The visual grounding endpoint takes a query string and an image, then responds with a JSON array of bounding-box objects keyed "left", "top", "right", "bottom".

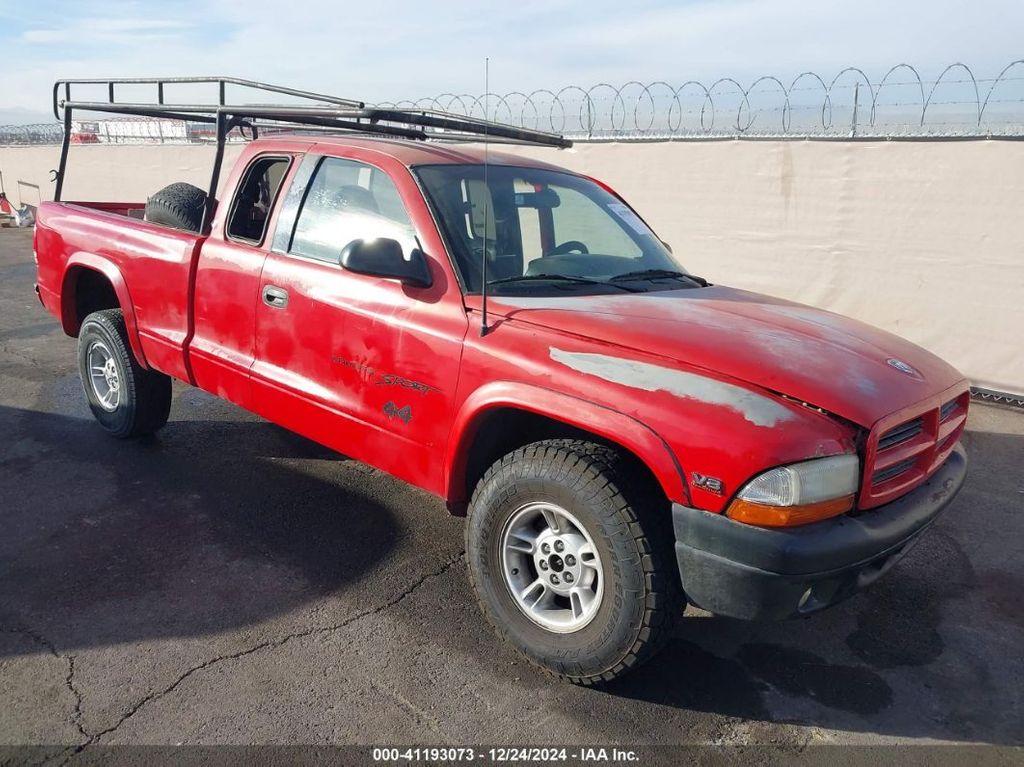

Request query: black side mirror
[{"left": 339, "top": 238, "right": 432, "bottom": 288}]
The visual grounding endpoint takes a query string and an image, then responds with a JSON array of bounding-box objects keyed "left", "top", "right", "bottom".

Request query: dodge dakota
[{"left": 34, "top": 80, "right": 969, "bottom": 684}]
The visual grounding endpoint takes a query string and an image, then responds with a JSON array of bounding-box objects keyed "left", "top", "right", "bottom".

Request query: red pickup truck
[{"left": 34, "top": 78, "right": 969, "bottom": 685}]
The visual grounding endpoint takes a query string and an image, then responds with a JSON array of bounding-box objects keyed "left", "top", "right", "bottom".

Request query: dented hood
[{"left": 492, "top": 287, "right": 966, "bottom": 428}]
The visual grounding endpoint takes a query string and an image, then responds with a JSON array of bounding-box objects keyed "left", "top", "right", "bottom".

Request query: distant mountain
[{"left": 0, "top": 107, "right": 55, "bottom": 126}]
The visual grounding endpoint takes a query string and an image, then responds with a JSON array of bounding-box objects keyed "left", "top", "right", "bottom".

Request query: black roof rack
[{"left": 51, "top": 76, "right": 572, "bottom": 226}]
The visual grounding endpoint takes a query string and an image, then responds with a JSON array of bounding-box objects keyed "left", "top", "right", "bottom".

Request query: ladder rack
[{"left": 51, "top": 76, "right": 572, "bottom": 216}]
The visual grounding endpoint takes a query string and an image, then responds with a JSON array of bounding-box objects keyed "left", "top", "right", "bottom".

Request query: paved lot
[{"left": 0, "top": 227, "right": 1022, "bottom": 757}]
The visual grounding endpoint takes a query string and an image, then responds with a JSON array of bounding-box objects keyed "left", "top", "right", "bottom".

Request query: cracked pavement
[{"left": 0, "top": 228, "right": 1022, "bottom": 756}]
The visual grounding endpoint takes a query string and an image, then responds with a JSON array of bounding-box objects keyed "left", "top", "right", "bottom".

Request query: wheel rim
[
  {"left": 87, "top": 340, "right": 121, "bottom": 412},
  {"left": 500, "top": 502, "right": 604, "bottom": 633}
]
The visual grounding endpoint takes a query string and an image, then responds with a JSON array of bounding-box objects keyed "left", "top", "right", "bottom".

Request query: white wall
[{"left": 3, "top": 139, "right": 1021, "bottom": 395}]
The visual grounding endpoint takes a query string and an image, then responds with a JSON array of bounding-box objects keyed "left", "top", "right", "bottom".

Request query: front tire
[
  {"left": 77, "top": 309, "right": 172, "bottom": 438},
  {"left": 466, "top": 439, "right": 680, "bottom": 685}
]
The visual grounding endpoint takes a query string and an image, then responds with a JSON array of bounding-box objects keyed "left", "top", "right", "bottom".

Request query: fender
[
  {"left": 60, "top": 253, "right": 149, "bottom": 369},
  {"left": 444, "top": 380, "right": 690, "bottom": 512}
]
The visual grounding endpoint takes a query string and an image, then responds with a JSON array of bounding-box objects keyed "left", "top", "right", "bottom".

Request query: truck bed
[{"left": 34, "top": 200, "right": 206, "bottom": 383}]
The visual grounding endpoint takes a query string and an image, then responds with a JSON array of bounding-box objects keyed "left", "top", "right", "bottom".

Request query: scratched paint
[
  {"left": 751, "top": 304, "right": 889, "bottom": 396},
  {"left": 744, "top": 325, "right": 880, "bottom": 397},
  {"left": 506, "top": 293, "right": 883, "bottom": 399},
  {"left": 549, "top": 347, "right": 795, "bottom": 428}
]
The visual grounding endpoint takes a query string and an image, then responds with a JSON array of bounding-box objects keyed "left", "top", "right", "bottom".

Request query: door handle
[{"left": 262, "top": 285, "right": 289, "bottom": 309}]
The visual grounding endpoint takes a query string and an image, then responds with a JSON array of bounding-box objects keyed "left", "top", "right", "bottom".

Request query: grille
[
  {"left": 873, "top": 458, "right": 917, "bottom": 484},
  {"left": 860, "top": 390, "right": 969, "bottom": 509},
  {"left": 940, "top": 398, "right": 958, "bottom": 421},
  {"left": 878, "top": 417, "right": 924, "bottom": 450}
]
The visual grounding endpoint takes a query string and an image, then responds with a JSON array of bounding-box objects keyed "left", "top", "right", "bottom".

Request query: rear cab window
[{"left": 226, "top": 155, "right": 292, "bottom": 245}]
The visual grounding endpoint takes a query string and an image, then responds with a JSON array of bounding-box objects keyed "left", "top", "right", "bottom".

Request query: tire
[
  {"left": 77, "top": 309, "right": 172, "bottom": 438},
  {"left": 466, "top": 439, "right": 680, "bottom": 685},
  {"left": 144, "top": 182, "right": 207, "bottom": 233}
]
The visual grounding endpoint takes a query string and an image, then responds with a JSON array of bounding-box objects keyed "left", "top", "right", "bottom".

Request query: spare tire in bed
[{"left": 144, "top": 182, "right": 207, "bottom": 233}]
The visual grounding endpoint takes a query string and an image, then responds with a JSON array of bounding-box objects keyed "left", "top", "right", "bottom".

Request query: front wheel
[
  {"left": 466, "top": 439, "right": 680, "bottom": 685},
  {"left": 78, "top": 309, "right": 172, "bottom": 438}
]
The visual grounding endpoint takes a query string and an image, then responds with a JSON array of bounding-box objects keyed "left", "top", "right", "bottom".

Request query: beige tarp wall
[{"left": 2, "top": 140, "right": 1022, "bottom": 395}]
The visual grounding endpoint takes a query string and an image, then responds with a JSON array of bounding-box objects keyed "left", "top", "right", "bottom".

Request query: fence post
[{"left": 850, "top": 82, "right": 859, "bottom": 137}]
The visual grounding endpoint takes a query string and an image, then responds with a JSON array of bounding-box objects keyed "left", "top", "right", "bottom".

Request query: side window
[
  {"left": 290, "top": 157, "right": 417, "bottom": 263},
  {"left": 227, "top": 156, "right": 290, "bottom": 244}
]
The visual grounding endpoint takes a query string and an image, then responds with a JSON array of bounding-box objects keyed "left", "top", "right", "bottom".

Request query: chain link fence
[{"left": 3, "top": 60, "right": 1024, "bottom": 144}]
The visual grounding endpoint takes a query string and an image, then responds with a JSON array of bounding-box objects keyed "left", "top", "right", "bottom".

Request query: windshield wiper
[
  {"left": 609, "top": 269, "right": 708, "bottom": 287},
  {"left": 487, "top": 273, "right": 636, "bottom": 291}
]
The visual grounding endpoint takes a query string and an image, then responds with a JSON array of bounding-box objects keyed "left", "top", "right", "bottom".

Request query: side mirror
[
  {"left": 660, "top": 240, "right": 673, "bottom": 254},
  {"left": 339, "top": 238, "right": 432, "bottom": 288}
]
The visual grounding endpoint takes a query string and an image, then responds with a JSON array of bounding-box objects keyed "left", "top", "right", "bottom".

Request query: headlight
[{"left": 727, "top": 454, "right": 859, "bottom": 527}]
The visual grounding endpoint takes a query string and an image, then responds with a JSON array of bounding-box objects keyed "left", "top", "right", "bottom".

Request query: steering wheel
[{"left": 548, "top": 240, "right": 589, "bottom": 255}]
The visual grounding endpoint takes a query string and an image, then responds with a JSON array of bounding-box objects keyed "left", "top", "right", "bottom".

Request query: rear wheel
[
  {"left": 77, "top": 309, "right": 172, "bottom": 438},
  {"left": 466, "top": 439, "right": 680, "bottom": 685}
]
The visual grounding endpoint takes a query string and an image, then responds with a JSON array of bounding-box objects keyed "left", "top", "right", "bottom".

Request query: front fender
[
  {"left": 61, "top": 253, "right": 149, "bottom": 369},
  {"left": 444, "top": 380, "right": 690, "bottom": 512}
]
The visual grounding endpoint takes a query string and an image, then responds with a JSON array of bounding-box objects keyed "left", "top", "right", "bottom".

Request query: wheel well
[
  {"left": 69, "top": 268, "right": 119, "bottom": 334},
  {"left": 458, "top": 407, "right": 666, "bottom": 514}
]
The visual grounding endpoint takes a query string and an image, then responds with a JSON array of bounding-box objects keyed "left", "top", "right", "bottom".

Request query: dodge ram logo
[{"left": 886, "top": 358, "right": 919, "bottom": 377}]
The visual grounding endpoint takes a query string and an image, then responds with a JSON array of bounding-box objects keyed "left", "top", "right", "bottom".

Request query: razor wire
[
  {"left": 0, "top": 123, "right": 64, "bottom": 145},
  {"left": 3, "top": 60, "right": 1024, "bottom": 144},
  {"left": 375, "top": 60, "right": 1024, "bottom": 139}
]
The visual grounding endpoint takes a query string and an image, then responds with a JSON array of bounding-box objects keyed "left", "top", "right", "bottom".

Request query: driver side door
[{"left": 249, "top": 152, "right": 467, "bottom": 491}]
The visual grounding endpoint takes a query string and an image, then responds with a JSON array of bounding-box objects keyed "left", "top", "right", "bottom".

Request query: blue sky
[{"left": 1, "top": 0, "right": 1022, "bottom": 123}]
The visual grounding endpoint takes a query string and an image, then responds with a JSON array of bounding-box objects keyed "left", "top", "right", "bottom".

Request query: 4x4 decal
[{"left": 384, "top": 401, "right": 413, "bottom": 424}]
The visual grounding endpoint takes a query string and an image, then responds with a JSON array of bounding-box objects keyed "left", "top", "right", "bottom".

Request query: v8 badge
[{"left": 692, "top": 472, "right": 724, "bottom": 495}]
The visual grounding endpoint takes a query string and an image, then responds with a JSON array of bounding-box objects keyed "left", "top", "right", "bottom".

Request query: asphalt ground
[{"left": 0, "top": 227, "right": 1021, "bottom": 761}]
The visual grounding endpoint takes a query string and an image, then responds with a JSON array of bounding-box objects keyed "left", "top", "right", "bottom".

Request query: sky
[{"left": 1, "top": 0, "right": 1022, "bottom": 124}]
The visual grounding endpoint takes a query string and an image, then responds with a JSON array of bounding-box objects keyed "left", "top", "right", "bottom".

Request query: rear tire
[
  {"left": 77, "top": 309, "right": 172, "bottom": 438},
  {"left": 466, "top": 439, "right": 680, "bottom": 685},
  {"left": 144, "top": 182, "right": 207, "bottom": 233}
]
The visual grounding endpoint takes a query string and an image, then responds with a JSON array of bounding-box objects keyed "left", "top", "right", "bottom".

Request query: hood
[{"left": 491, "top": 287, "right": 966, "bottom": 428}]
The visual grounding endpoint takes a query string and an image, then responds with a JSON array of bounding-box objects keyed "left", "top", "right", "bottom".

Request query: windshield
[{"left": 414, "top": 164, "right": 701, "bottom": 295}]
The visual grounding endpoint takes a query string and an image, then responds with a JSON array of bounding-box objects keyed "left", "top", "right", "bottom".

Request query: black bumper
[{"left": 673, "top": 444, "right": 968, "bottom": 620}]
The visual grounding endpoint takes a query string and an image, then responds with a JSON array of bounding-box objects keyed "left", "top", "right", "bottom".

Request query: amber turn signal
[{"left": 726, "top": 495, "right": 854, "bottom": 528}]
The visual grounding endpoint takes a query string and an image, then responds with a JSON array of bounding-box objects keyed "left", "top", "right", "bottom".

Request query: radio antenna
[{"left": 479, "top": 57, "right": 491, "bottom": 337}]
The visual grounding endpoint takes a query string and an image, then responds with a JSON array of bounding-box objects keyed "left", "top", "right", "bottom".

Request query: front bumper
[{"left": 673, "top": 443, "right": 967, "bottom": 620}]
